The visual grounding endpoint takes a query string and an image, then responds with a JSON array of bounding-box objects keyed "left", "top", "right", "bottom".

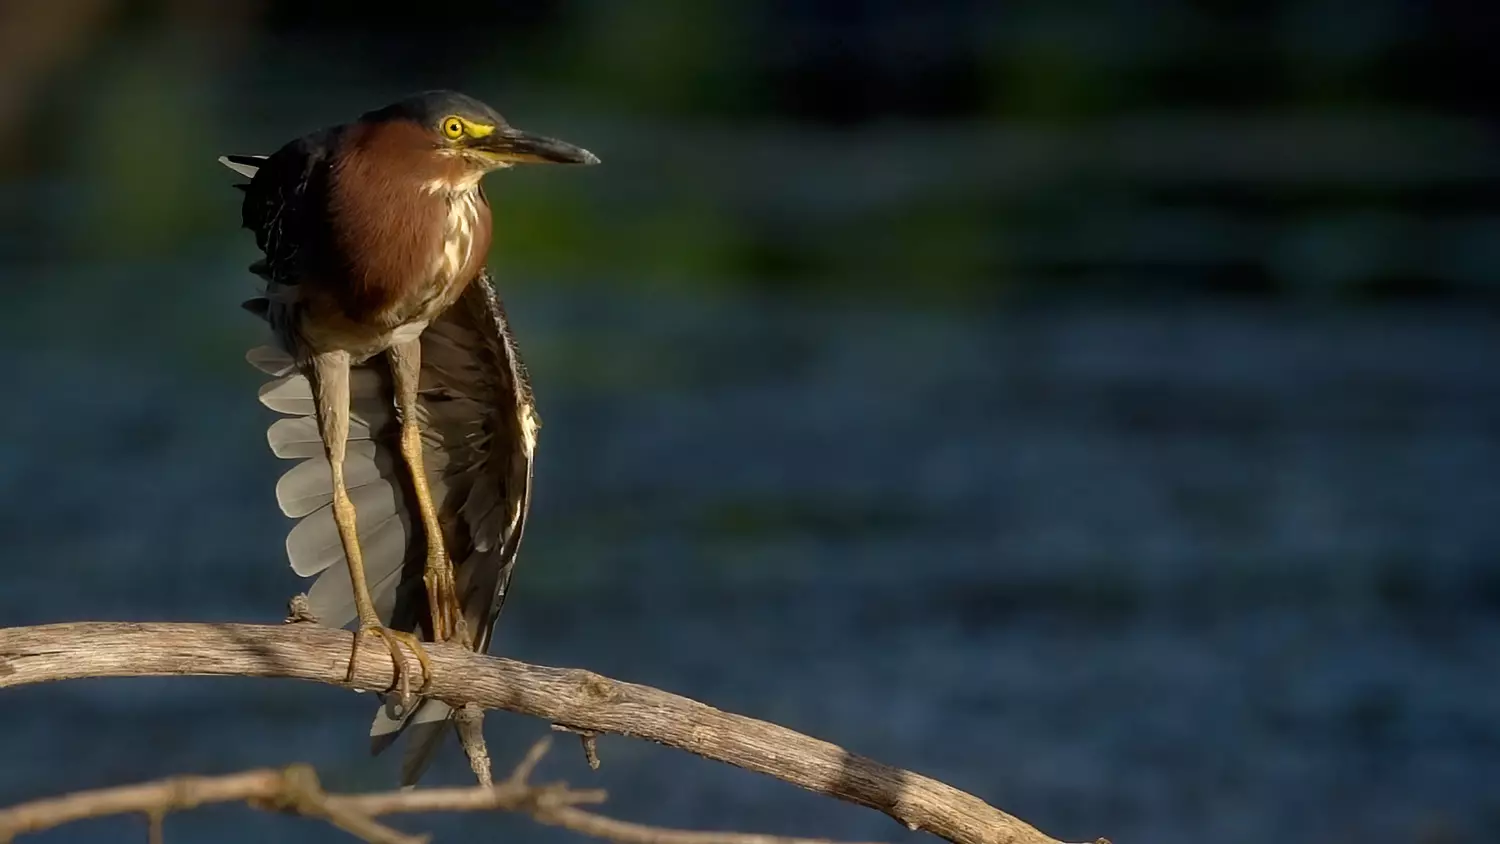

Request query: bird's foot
[
  {"left": 348, "top": 622, "right": 433, "bottom": 708},
  {"left": 423, "top": 549, "right": 470, "bottom": 646}
]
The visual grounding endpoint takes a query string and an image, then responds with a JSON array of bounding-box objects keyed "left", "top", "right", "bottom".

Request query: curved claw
[
  {"left": 349, "top": 624, "right": 434, "bottom": 708},
  {"left": 389, "top": 628, "right": 435, "bottom": 696},
  {"left": 424, "top": 555, "right": 469, "bottom": 646}
]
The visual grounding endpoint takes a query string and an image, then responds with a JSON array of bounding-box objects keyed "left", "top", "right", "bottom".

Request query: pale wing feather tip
[
  {"left": 257, "top": 368, "right": 391, "bottom": 409},
  {"left": 305, "top": 534, "right": 410, "bottom": 628},
  {"left": 267, "top": 416, "right": 376, "bottom": 459},
  {"left": 286, "top": 484, "right": 407, "bottom": 576},
  {"left": 218, "top": 154, "right": 264, "bottom": 179},
  {"left": 246, "top": 344, "right": 295, "bottom": 376},
  {"left": 274, "top": 446, "right": 393, "bottom": 517}
]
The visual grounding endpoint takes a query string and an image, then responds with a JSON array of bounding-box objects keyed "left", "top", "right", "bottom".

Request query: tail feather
[{"left": 370, "top": 697, "right": 454, "bottom": 785}]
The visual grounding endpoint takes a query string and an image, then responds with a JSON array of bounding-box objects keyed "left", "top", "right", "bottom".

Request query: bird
[{"left": 218, "top": 90, "right": 598, "bottom": 782}]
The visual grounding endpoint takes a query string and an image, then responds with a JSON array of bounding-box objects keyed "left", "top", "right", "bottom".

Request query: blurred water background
[{"left": 1, "top": 2, "right": 1498, "bottom": 843}]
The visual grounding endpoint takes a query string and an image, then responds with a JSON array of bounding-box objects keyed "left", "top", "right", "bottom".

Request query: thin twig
[
  {"left": 552, "top": 723, "right": 602, "bottom": 770},
  {"left": 455, "top": 703, "right": 493, "bottom": 786},
  {"left": 506, "top": 736, "right": 554, "bottom": 787},
  {"left": 0, "top": 740, "right": 892, "bottom": 844},
  {"left": 283, "top": 594, "right": 319, "bottom": 625},
  {"left": 146, "top": 808, "right": 165, "bottom": 844},
  {"left": 267, "top": 764, "right": 422, "bottom": 844},
  {"left": 0, "top": 622, "right": 1101, "bottom": 844}
]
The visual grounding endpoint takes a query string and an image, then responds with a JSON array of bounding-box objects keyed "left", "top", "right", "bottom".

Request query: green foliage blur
[{"left": 2, "top": 0, "right": 1496, "bottom": 311}]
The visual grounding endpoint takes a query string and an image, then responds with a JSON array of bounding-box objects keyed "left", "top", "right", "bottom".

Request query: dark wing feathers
[
  {"left": 222, "top": 151, "right": 538, "bottom": 785},
  {"left": 221, "top": 127, "right": 342, "bottom": 289},
  {"left": 371, "top": 279, "right": 539, "bottom": 784}
]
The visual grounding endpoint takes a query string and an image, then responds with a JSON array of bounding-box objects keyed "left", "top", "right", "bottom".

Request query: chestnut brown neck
[{"left": 326, "top": 120, "right": 487, "bottom": 326}]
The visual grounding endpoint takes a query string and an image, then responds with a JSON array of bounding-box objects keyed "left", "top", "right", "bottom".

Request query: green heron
[{"left": 219, "top": 90, "right": 597, "bottom": 781}]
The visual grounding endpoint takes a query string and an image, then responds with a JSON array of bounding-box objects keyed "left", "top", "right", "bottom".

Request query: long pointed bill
[{"left": 479, "top": 129, "right": 600, "bottom": 165}]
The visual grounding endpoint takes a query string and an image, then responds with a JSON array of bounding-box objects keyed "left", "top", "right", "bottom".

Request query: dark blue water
[{"left": 1, "top": 261, "right": 1496, "bottom": 844}]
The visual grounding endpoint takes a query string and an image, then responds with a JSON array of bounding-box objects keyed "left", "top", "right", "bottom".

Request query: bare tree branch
[
  {"left": 455, "top": 702, "right": 495, "bottom": 786},
  {"left": 0, "top": 736, "right": 883, "bottom": 844},
  {"left": 553, "top": 723, "right": 604, "bottom": 770},
  {"left": 0, "top": 622, "right": 1103, "bottom": 844}
]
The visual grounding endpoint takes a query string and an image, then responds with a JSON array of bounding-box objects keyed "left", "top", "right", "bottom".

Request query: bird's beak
[{"left": 477, "top": 128, "right": 600, "bottom": 166}]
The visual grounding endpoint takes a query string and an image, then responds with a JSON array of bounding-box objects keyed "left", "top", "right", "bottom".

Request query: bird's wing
[
  {"left": 241, "top": 269, "right": 538, "bottom": 784},
  {"left": 219, "top": 127, "right": 342, "bottom": 289}
]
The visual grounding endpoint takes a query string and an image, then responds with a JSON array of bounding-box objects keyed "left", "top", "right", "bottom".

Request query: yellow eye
[{"left": 441, "top": 117, "right": 464, "bottom": 139}]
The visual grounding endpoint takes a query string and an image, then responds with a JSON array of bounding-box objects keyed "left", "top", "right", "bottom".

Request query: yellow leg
[
  {"left": 389, "top": 339, "right": 470, "bottom": 647},
  {"left": 312, "top": 349, "right": 433, "bottom": 701}
]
